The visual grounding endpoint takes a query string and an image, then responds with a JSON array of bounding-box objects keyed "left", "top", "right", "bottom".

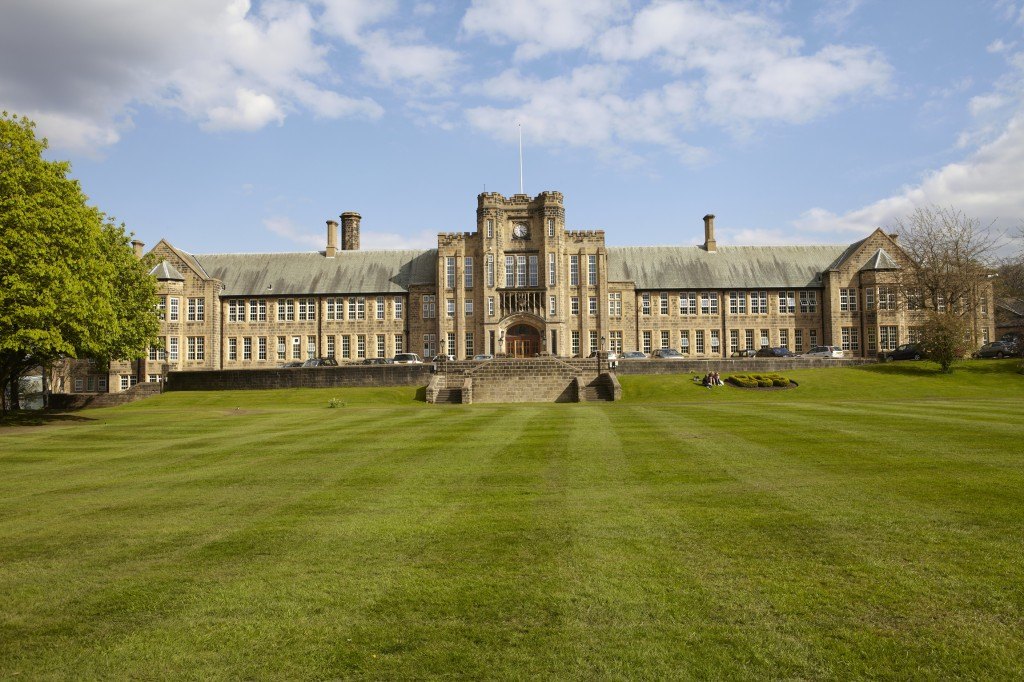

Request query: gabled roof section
[
  {"left": 607, "top": 244, "right": 847, "bottom": 289},
  {"left": 194, "top": 249, "right": 437, "bottom": 296},
  {"left": 152, "top": 239, "right": 213, "bottom": 280},
  {"left": 825, "top": 236, "right": 868, "bottom": 271},
  {"left": 149, "top": 260, "right": 185, "bottom": 281},
  {"left": 859, "top": 248, "right": 900, "bottom": 272}
]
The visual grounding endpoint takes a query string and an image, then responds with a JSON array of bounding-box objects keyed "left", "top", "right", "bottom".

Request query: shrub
[{"left": 327, "top": 398, "right": 346, "bottom": 408}]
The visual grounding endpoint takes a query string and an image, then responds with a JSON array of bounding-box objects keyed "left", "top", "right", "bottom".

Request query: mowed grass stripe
[{"left": 1, "top": 363, "right": 1023, "bottom": 678}]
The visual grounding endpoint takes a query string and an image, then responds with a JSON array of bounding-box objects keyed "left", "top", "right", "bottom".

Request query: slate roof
[
  {"left": 606, "top": 245, "right": 848, "bottom": 289},
  {"left": 191, "top": 249, "right": 437, "bottom": 296},
  {"left": 998, "top": 297, "right": 1024, "bottom": 317},
  {"left": 859, "top": 248, "right": 900, "bottom": 271},
  {"left": 149, "top": 260, "right": 185, "bottom": 281}
]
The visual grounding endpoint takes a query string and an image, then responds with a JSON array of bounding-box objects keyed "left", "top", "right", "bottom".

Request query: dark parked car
[
  {"left": 730, "top": 348, "right": 757, "bottom": 358},
  {"left": 882, "top": 343, "right": 924, "bottom": 362},
  {"left": 279, "top": 361, "right": 304, "bottom": 368},
  {"left": 361, "top": 357, "right": 393, "bottom": 365},
  {"left": 974, "top": 341, "right": 1014, "bottom": 359},
  {"left": 755, "top": 347, "right": 796, "bottom": 358},
  {"left": 302, "top": 357, "right": 338, "bottom": 367}
]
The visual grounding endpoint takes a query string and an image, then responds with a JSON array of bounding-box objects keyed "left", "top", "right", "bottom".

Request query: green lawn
[{"left": 2, "top": 361, "right": 1023, "bottom": 679}]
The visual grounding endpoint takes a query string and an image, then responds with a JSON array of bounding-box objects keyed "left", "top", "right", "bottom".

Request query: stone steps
[{"left": 433, "top": 388, "right": 462, "bottom": 404}]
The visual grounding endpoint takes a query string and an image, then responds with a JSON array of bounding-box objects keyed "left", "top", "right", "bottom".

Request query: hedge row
[{"left": 728, "top": 373, "right": 791, "bottom": 388}]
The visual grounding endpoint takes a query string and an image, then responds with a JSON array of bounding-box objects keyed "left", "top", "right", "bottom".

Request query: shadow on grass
[
  {"left": 414, "top": 386, "right": 427, "bottom": 402},
  {"left": 0, "top": 411, "right": 97, "bottom": 428}
]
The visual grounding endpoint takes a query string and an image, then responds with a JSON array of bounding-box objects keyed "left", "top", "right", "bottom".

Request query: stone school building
[{"left": 59, "top": 190, "right": 994, "bottom": 393}]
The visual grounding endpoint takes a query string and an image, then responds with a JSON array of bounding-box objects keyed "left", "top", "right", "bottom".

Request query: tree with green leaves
[{"left": 0, "top": 112, "right": 159, "bottom": 412}]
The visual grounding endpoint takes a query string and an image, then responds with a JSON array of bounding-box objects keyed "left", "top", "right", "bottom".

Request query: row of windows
[
  {"left": 639, "top": 291, "right": 818, "bottom": 316},
  {"left": 148, "top": 336, "right": 200, "bottom": 361},
  {"left": 224, "top": 297, "right": 404, "bottom": 323},
  {"left": 440, "top": 252, "right": 600, "bottom": 290},
  {"left": 156, "top": 296, "right": 200, "bottom": 322},
  {"left": 637, "top": 328, "right": 820, "bottom": 354}
]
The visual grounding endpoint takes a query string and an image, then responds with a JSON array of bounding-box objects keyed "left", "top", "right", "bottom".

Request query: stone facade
[{"left": 54, "top": 189, "right": 996, "bottom": 394}]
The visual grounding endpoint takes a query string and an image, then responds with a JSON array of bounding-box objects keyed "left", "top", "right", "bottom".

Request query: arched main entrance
[{"left": 505, "top": 323, "right": 541, "bottom": 357}]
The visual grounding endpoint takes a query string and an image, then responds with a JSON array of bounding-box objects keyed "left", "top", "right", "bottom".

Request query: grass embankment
[{"left": 1, "top": 361, "right": 1023, "bottom": 679}]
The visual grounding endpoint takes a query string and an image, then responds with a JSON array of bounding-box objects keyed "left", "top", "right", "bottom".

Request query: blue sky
[{"left": 2, "top": 0, "right": 1024, "bottom": 254}]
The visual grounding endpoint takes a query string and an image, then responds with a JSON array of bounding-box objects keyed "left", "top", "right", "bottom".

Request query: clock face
[{"left": 513, "top": 223, "right": 529, "bottom": 239}]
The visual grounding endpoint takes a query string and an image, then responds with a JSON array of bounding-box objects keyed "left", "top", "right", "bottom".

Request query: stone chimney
[
  {"left": 325, "top": 219, "right": 339, "bottom": 257},
  {"left": 341, "top": 212, "right": 361, "bottom": 251},
  {"left": 888, "top": 232, "right": 900, "bottom": 242},
  {"left": 703, "top": 214, "right": 717, "bottom": 252},
  {"left": 132, "top": 239, "right": 145, "bottom": 259}
]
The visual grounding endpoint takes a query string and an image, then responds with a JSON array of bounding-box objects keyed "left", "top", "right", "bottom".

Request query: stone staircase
[
  {"left": 426, "top": 357, "right": 621, "bottom": 404},
  {"left": 433, "top": 387, "right": 463, "bottom": 404},
  {"left": 581, "top": 376, "right": 614, "bottom": 402}
]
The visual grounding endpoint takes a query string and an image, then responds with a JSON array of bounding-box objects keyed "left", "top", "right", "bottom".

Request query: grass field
[{"left": 2, "top": 361, "right": 1023, "bottom": 679}]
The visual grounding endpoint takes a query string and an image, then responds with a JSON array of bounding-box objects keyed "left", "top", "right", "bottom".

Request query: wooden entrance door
[{"left": 506, "top": 324, "right": 540, "bottom": 357}]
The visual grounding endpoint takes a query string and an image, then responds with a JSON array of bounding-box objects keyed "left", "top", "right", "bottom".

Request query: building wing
[
  {"left": 192, "top": 249, "right": 437, "bottom": 296},
  {"left": 607, "top": 245, "right": 849, "bottom": 289}
]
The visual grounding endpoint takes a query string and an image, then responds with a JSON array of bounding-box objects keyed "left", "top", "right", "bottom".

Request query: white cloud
[
  {"left": 466, "top": 66, "right": 705, "bottom": 163},
  {"left": 263, "top": 215, "right": 324, "bottom": 249},
  {"left": 204, "top": 88, "right": 285, "bottom": 132},
  {"left": 813, "top": 0, "right": 864, "bottom": 33},
  {"left": 596, "top": 1, "right": 892, "bottom": 127},
  {"left": 317, "top": 0, "right": 460, "bottom": 93},
  {"left": 461, "top": 1, "right": 890, "bottom": 161},
  {"left": 795, "top": 32, "right": 1024, "bottom": 246},
  {"left": 0, "top": 0, "right": 382, "bottom": 152},
  {"left": 795, "top": 113, "right": 1024, "bottom": 242},
  {"left": 462, "top": 0, "right": 629, "bottom": 60}
]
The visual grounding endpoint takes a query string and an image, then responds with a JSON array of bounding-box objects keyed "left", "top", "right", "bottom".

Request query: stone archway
[{"left": 505, "top": 323, "right": 541, "bottom": 357}]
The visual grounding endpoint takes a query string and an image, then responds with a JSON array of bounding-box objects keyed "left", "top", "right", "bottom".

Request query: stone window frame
[
  {"left": 799, "top": 291, "right": 818, "bottom": 313},
  {"left": 188, "top": 297, "right": 205, "bottom": 322},
  {"left": 779, "top": 291, "right": 796, "bottom": 314},
  {"left": 169, "top": 297, "right": 179, "bottom": 322},
  {"left": 464, "top": 257, "right": 473, "bottom": 289},
  {"left": 228, "top": 337, "right": 237, "bottom": 361},
  {"left": 571, "top": 296, "right": 580, "bottom": 316}
]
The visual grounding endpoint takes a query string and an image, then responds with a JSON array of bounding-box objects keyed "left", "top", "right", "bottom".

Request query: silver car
[{"left": 804, "top": 345, "right": 844, "bottom": 358}]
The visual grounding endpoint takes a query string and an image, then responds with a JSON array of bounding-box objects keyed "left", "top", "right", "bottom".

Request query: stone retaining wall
[
  {"left": 167, "top": 365, "right": 432, "bottom": 391},
  {"left": 49, "top": 382, "right": 161, "bottom": 409},
  {"left": 564, "top": 357, "right": 873, "bottom": 375}
]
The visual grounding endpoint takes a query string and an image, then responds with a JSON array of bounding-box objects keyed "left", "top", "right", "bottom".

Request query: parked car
[
  {"left": 621, "top": 351, "right": 648, "bottom": 359},
  {"left": 804, "top": 345, "right": 844, "bottom": 358},
  {"left": 392, "top": 353, "right": 423, "bottom": 364},
  {"left": 432, "top": 354, "right": 456, "bottom": 362},
  {"left": 730, "top": 348, "right": 757, "bottom": 358},
  {"left": 999, "top": 333, "right": 1021, "bottom": 354},
  {"left": 975, "top": 341, "right": 1014, "bottom": 359},
  {"left": 755, "top": 347, "right": 796, "bottom": 358},
  {"left": 301, "top": 357, "right": 338, "bottom": 367},
  {"left": 361, "top": 357, "right": 393, "bottom": 365},
  {"left": 881, "top": 343, "right": 924, "bottom": 362},
  {"left": 653, "top": 348, "right": 686, "bottom": 360},
  {"left": 587, "top": 351, "right": 619, "bottom": 368},
  {"left": 279, "top": 361, "right": 304, "bottom": 368},
  {"left": 472, "top": 354, "right": 494, "bottom": 361}
]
